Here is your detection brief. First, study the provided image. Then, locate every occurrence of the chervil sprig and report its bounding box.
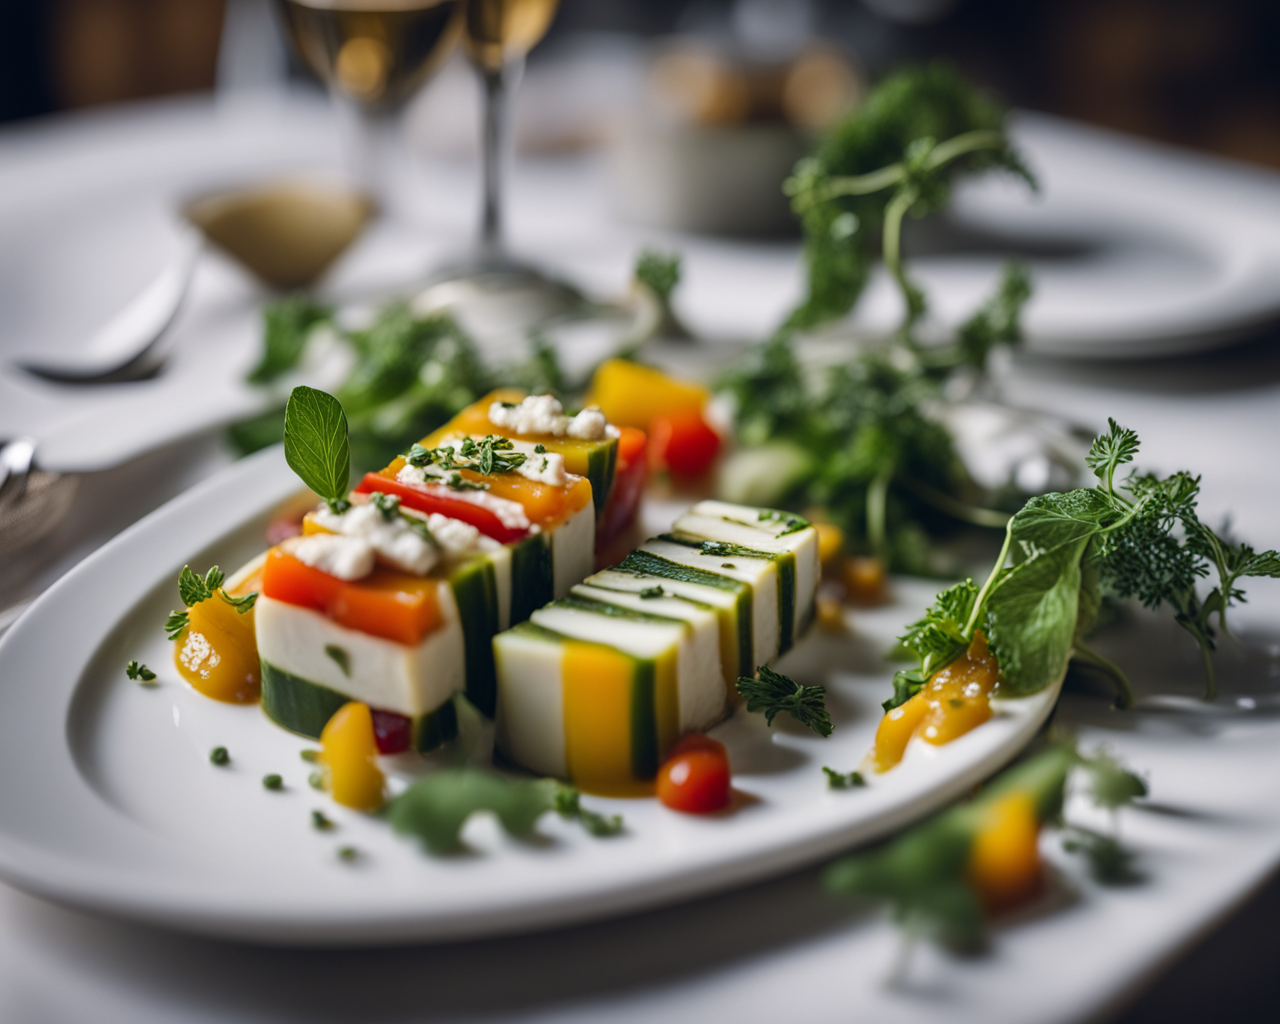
[736,665,833,737]
[165,564,257,638]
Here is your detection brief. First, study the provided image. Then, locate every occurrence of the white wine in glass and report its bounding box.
[462,0,561,267]
[278,0,464,207]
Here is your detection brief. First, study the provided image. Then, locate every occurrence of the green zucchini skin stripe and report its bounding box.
[629,657,658,780]
[659,533,796,654]
[260,661,458,753]
[510,533,553,625]
[555,594,689,627]
[615,550,753,679]
[451,557,500,717]
[587,440,618,518]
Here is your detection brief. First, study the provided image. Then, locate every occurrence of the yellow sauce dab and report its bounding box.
[966,791,1044,911]
[319,702,386,811]
[870,632,999,772]
[174,588,260,703]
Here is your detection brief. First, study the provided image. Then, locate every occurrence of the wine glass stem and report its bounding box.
[479,59,523,264]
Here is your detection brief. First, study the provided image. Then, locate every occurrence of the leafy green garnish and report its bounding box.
[284,386,351,513]
[324,645,351,676]
[209,746,230,766]
[890,418,1280,705]
[553,782,624,837]
[736,665,833,737]
[635,249,681,304]
[311,810,334,831]
[164,611,189,641]
[246,296,332,385]
[387,769,558,855]
[784,63,1034,332]
[823,767,865,789]
[178,564,224,606]
[824,740,1144,953]
[125,660,156,683]
[407,436,526,477]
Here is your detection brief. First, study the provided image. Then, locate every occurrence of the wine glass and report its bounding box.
[277,0,466,214]
[417,0,578,334]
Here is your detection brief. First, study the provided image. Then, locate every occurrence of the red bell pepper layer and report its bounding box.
[353,472,531,545]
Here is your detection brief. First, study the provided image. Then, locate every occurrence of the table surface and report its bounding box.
[3,91,1280,1024]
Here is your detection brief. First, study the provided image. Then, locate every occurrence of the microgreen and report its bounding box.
[823,767,866,789]
[553,781,624,838]
[736,665,833,737]
[125,661,156,683]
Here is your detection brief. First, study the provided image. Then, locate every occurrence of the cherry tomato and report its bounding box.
[657,735,731,813]
[648,410,721,479]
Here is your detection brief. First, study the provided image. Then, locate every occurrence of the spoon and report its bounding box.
[15,180,374,385]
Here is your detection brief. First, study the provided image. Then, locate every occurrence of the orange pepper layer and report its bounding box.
[377,454,593,530]
[419,388,613,485]
[260,547,443,646]
[870,632,1000,772]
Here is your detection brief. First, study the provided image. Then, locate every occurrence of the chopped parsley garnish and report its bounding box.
[311,810,334,831]
[337,846,359,862]
[324,645,351,676]
[408,435,526,477]
[447,472,488,491]
[553,781,624,838]
[125,660,156,683]
[300,749,320,763]
[209,746,230,766]
[757,509,810,535]
[736,665,833,737]
[369,490,400,520]
[823,767,865,789]
[534,443,547,454]
[263,774,284,791]
[308,771,324,790]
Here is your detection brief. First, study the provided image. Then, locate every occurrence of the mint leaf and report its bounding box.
[387,769,556,855]
[284,386,351,510]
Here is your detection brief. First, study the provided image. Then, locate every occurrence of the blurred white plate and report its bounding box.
[0,445,1058,945]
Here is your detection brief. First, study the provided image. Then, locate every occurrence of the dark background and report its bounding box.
[3,0,1280,169]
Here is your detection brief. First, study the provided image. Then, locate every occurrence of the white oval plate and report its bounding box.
[0,446,1060,945]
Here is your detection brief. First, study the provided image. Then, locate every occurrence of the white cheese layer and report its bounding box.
[571,584,725,731]
[551,501,596,599]
[255,594,464,717]
[494,629,566,778]
[312,502,439,576]
[641,538,780,669]
[282,534,375,581]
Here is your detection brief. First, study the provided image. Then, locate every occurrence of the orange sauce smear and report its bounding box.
[870,632,1000,772]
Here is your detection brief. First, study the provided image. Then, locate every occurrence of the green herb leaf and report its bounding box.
[125,660,156,682]
[553,781,624,837]
[823,767,866,789]
[387,769,558,855]
[178,564,224,607]
[284,386,351,511]
[311,810,334,831]
[164,610,189,641]
[210,746,230,766]
[324,644,351,676]
[736,665,833,737]
[1084,417,1140,495]
[634,248,681,303]
[219,590,258,614]
[263,774,284,791]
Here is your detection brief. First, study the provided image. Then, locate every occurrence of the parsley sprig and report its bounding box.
[164,565,258,640]
[891,418,1280,707]
[736,665,834,737]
